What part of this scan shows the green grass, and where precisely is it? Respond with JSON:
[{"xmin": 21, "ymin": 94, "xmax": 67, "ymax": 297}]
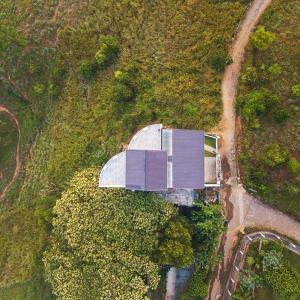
[
  {"xmin": 238, "ymin": 0, "xmax": 300, "ymax": 220},
  {"xmin": 0, "ymin": 279, "xmax": 55, "ymax": 300},
  {"xmin": 205, "ymin": 135, "xmax": 217, "ymax": 149}
]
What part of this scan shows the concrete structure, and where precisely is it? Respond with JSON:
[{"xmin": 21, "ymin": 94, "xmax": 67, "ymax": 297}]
[{"xmin": 99, "ymin": 124, "xmax": 221, "ymax": 196}]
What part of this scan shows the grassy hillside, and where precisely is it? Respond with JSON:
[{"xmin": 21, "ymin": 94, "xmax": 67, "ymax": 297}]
[
  {"xmin": 237, "ymin": 0, "xmax": 300, "ymax": 220},
  {"xmin": 0, "ymin": 0, "xmax": 249, "ymax": 298}
]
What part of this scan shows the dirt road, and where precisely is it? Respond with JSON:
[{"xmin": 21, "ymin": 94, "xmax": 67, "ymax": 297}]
[
  {"xmin": 207, "ymin": 0, "xmax": 300, "ymax": 298},
  {"xmin": 0, "ymin": 104, "xmax": 21, "ymax": 200}
]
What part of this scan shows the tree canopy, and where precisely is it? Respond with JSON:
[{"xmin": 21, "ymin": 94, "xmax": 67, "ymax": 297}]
[
  {"xmin": 43, "ymin": 167, "xmax": 176, "ymax": 300},
  {"xmin": 250, "ymin": 25, "xmax": 275, "ymax": 51},
  {"xmin": 157, "ymin": 215, "xmax": 193, "ymax": 268}
]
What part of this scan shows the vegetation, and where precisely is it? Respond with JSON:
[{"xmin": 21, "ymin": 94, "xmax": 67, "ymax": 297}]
[
  {"xmin": 179, "ymin": 202, "xmax": 225, "ymax": 299},
  {"xmin": 157, "ymin": 216, "xmax": 193, "ymax": 268},
  {"xmin": 238, "ymin": 0, "xmax": 300, "ymax": 220},
  {"xmin": 44, "ymin": 168, "xmax": 177, "ymax": 299},
  {"xmin": 234, "ymin": 240, "xmax": 300, "ymax": 300},
  {"xmin": 0, "ymin": 0, "xmax": 249, "ymax": 298}
]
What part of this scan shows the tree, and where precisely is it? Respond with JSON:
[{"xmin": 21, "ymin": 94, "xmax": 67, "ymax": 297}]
[
  {"xmin": 43, "ymin": 167, "xmax": 176, "ymax": 300},
  {"xmin": 263, "ymin": 263, "xmax": 300, "ymax": 300},
  {"xmin": 292, "ymin": 84, "xmax": 300, "ymax": 97},
  {"xmin": 250, "ymin": 26, "xmax": 275, "ymax": 50},
  {"xmin": 262, "ymin": 144, "xmax": 288, "ymax": 168},
  {"xmin": 209, "ymin": 49, "xmax": 232, "ymax": 72},
  {"xmin": 191, "ymin": 202, "xmax": 224, "ymax": 245},
  {"xmin": 79, "ymin": 60, "xmax": 98, "ymax": 81},
  {"xmin": 238, "ymin": 88, "xmax": 279, "ymax": 128},
  {"xmin": 262, "ymin": 250, "xmax": 283, "ymax": 272},
  {"xmin": 95, "ymin": 35, "xmax": 119, "ymax": 68},
  {"xmin": 157, "ymin": 216, "xmax": 193, "ymax": 268},
  {"xmin": 240, "ymin": 269, "xmax": 261, "ymax": 293}
]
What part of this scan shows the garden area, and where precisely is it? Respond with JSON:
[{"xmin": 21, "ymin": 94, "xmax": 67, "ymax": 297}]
[
  {"xmin": 237, "ymin": 0, "xmax": 300, "ymax": 220},
  {"xmin": 233, "ymin": 240, "xmax": 300, "ymax": 300}
]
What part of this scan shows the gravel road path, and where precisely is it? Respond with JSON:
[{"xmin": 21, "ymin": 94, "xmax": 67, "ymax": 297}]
[{"xmin": 208, "ymin": 0, "xmax": 300, "ymax": 298}]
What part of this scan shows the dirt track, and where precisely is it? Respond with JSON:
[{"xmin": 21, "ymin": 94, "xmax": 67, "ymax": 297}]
[
  {"xmin": 0, "ymin": 104, "xmax": 21, "ymax": 200},
  {"xmin": 207, "ymin": 0, "xmax": 300, "ymax": 298}
]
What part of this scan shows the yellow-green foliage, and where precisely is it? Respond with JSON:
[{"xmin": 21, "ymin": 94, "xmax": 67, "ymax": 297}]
[{"xmin": 44, "ymin": 167, "xmax": 176, "ymax": 300}]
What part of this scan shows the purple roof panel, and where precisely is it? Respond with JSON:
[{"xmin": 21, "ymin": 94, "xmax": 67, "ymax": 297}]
[
  {"xmin": 145, "ymin": 151, "xmax": 167, "ymax": 191},
  {"xmin": 172, "ymin": 129, "xmax": 204, "ymax": 189},
  {"xmin": 125, "ymin": 150, "xmax": 167, "ymax": 191},
  {"xmin": 126, "ymin": 150, "xmax": 146, "ymax": 190}
]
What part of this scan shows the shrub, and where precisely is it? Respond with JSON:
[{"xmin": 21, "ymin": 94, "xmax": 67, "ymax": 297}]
[
  {"xmin": 209, "ymin": 50, "xmax": 232, "ymax": 72},
  {"xmin": 262, "ymin": 250, "xmax": 283, "ymax": 272},
  {"xmin": 95, "ymin": 35, "xmax": 119, "ymax": 68},
  {"xmin": 112, "ymin": 82, "xmax": 134, "ymax": 102},
  {"xmin": 240, "ymin": 269, "xmax": 261, "ymax": 292},
  {"xmin": 241, "ymin": 66, "xmax": 259, "ymax": 85},
  {"xmin": 79, "ymin": 60, "xmax": 98, "ymax": 80},
  {"xmin": 250, "ymin": 25, "xmax": 275, "ymax": 50},
  {"xmin": 263, "ymin": 144, "xmax": 288, "ymax": 168},
  {"xmin": 267, "ymin": 63, "xmax": 282, "ymax": 77},
  {"xmin": 238, "ymin": 88, "xmax": 279, "ymax": 127},
  {"xmin": 292, "ymin": 84, "xmax": 300, "ymax": 97},
  {"xmin": 272, "ymin": 106, "xmax": 289, "ymax": 123},
  {"xmin": 263, "ymin": 263, "xmax": 299, "ymax": 300},
  {"xmin": 187, "ymin": 270, "xmax": 208, "ymax": 299},
  {"xmin": 287, "ymin": 157, "xmax": 300, "ymax": 175},
  {"xmin": 33, "ymin": 83, "xmax": 45, "ymax": 95},
  {"xmin": 114, "ymin": 70, "xmax": 130, "ymax": 84}
]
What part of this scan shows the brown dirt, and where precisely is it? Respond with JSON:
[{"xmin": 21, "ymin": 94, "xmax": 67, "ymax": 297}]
[{"xmin": 0, "ymin": 105, "xmax": 21, "ymax": 201}]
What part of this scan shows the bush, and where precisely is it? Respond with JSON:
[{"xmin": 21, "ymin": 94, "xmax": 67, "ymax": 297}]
[
  {"xmin": 292, "ymin": 84, "xmax": 300, "ymax": 97},
  {"xmin": 209, "ymin": 50, "xmax": 232, "ymax": 72},
  {"xmin": 238, "ymin": 88, "xmax": 279, "ymax": 128},
  {"xmin": 112, "ymin": 82, "xmax": 134, "ymax": 102},
  {"xmin": 263, "ymin": 144, "xmax": 288, "ymax": 168},
  {"xmin": 272, "ymin": 106, "xmax": 289, "ymax": 123},
  {"xmin": 250, "ymin": 25, "xmax": 275, "ymax": 50},
  {"xmin": 79, "ymin": 60, "xmax": 98, "ymax": 80},
  {"xmin": 267, "ymin": 63, "xmax": 282, "ymax": 77},
  {"xmin": 262, "ymin": 250, "xmax": 283, "ymax": 272},
  {"xmin": 95, "ymin": 35, "xmax": 119, "ymax": 68},
  {"xmin": 33, "ymin": 83, "xmax": 45, "ymax": 95},
  {"xmin": 263, "ymin": 263, "xmax": 299, "ymax": 300},
  {"xmin": 287, "ymin": 157, "xmax": 300, "ymax": 175}
]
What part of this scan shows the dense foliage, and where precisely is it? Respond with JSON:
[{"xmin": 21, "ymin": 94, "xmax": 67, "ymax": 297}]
[
  {"xmin": 237, "ymin": 0, "xmax": 300, "ymax": 219},
  {"xmin": 235, "ymin": 240, "xmax": 300, "ymax": 300},
  {"xmin": 179, "ymin": 202, "xmax": 225, "ymax": 299},
  {"xmin": 157, "ymin": 216, "xmax": 193, "ymax": 268},
  {"xmin": 44, "ymin": 168, "xmax": 176, "ymax": 299}
]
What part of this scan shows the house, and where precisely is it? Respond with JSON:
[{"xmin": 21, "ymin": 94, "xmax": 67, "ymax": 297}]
[{"xmin": 99, "ymin": 124, "xmax": 221, "ymax": 195}]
